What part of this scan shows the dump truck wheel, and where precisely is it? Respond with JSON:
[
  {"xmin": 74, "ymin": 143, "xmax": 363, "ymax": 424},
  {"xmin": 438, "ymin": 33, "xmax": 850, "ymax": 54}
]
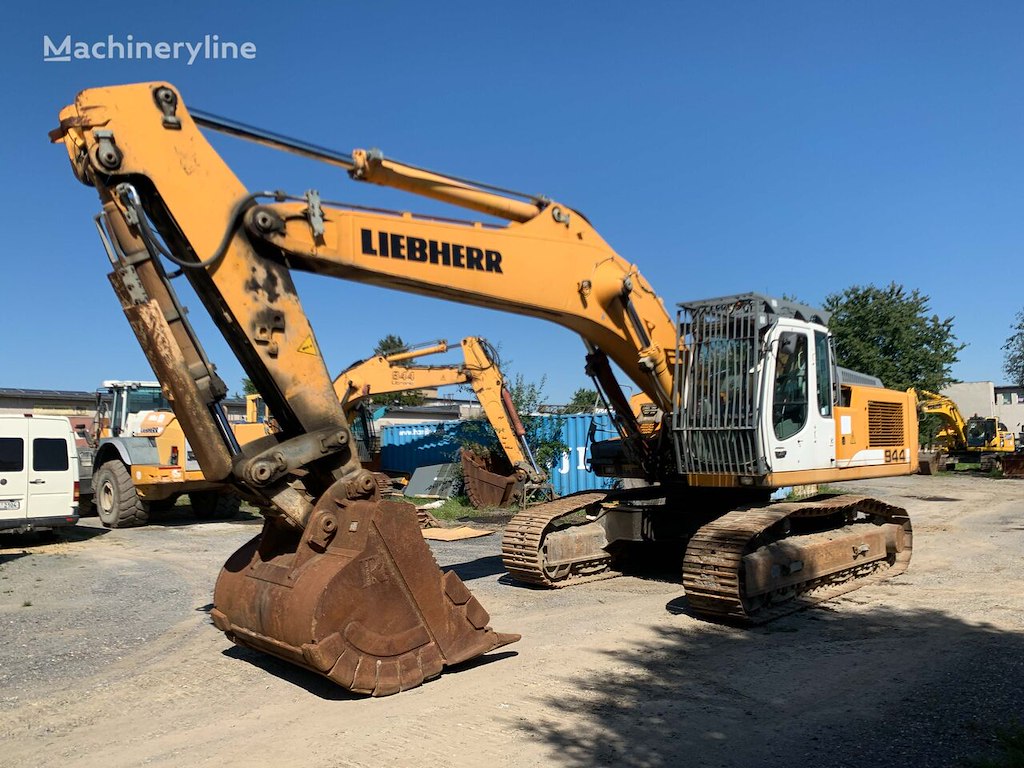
[
  {"xmin": 148, "ymin": 495, "xmax": 180, "ymax": 512},
  {"xmin": 191, "ymin": 491, "xmax": 241, "ymax": 520},
  {"xmin": 93, "ymin": 461, "xmax": 150, "ymax": 528},
  {"xmin": 77, "ymin": 494, "xmax": 96, "ymax": 516}
]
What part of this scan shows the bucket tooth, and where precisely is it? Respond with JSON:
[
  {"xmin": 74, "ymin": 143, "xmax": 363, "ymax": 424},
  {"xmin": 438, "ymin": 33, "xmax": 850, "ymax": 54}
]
[{"xmin": 213, "ymin": 483, "xmax": 519, "ymax": 696}]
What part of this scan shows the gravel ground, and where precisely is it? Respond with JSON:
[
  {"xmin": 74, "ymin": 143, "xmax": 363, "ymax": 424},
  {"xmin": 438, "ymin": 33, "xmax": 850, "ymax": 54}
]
[{"xmin": 0, "ymin": 475, "xmax": 1022, "ymax": 767}]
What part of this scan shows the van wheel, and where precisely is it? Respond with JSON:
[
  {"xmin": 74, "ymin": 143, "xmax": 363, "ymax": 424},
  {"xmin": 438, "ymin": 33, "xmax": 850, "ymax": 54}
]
[
  {"xmin": 190, "ymin": 491, "xmax": 240, "ymax": 520},
  {"xmin": 93, "ymin": 461, "xmax": 150, "ymax": 528}
]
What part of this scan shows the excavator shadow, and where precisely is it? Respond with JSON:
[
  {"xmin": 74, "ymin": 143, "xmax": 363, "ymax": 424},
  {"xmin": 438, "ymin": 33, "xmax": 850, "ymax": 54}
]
[
  {"xmin": 221, "ymin": 644, "xmax": 365, "ymax": 701},
  {"xmin": 664, "ymin": 595, "xmax": 747, "ymax": 627},
  {"xmin": 445, "ymin": 554, "xmax": 507, "ymax": 581},
  {"xmin": 220, "ymin": 643, "xmax": 519, "ymax": 699},
  {"xmin": 515, "ymin": 605, "xmax": 1024, "ymax": 767},
  {"xmin": 141, "ymin": 508, "xmax": 262, "ymax": 528}
]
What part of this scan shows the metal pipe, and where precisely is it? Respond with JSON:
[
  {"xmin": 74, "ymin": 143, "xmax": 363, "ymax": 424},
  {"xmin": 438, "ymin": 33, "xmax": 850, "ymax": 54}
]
[
  {"xmin": 384, "ymin": 341, "xmax": 449, "ymax": 364},
  {"xmin": 190, "ymin": 109, "xmax": 357, "ymax": 171},
  {"xmin": 191, "ymin": 108, "xmax": 545, "ymax": 222}
]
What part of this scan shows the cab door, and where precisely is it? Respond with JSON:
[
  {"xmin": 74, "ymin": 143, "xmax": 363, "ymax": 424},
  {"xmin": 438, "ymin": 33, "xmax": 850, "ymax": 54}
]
[
  {"xmin": 760, "ymin": 322, "xmax": 836, "ymax": 473},
  {"xmin": 26, "ymin": 419, "xmax": 76, "ymax": 519},
  {"xmin": 0, "ymin": 419, "xmax": 28, "ymax": 524}
]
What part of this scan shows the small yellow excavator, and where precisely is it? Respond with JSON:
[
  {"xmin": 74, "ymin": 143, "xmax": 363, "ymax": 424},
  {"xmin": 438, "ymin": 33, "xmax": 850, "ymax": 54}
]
[
  {"xmin": 255, "ymin": 336, "xmax": 547, "ymax": 505},
  {"xmin": 918, "ymin": 390, "xmax": 1017, "ymax": 472},
  {"xmin": 335, "ymin": 337, "xmax": 544, "ymax": 503},
  {"xmin": 53, "ymin": 82, "xmax": 919, "ymax": 696}
]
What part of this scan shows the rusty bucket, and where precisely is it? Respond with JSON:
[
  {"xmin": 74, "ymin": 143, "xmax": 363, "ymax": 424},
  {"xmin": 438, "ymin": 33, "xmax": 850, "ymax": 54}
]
[
  {"xmin": 1001, "ymin": 454, "xmax": 1024, "ymax": 478},
  {"xmin": 461, "ymin": 448, "xmax": 524, "ymax": 509},
  {"xmin": 211, "ymin": 480, "xmax": 519, "ymax": 696}
]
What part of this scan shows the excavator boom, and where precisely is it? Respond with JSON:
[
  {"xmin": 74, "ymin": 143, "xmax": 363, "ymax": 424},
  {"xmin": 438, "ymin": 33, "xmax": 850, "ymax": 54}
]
[{"xmin": 53, "ymin": 83, "xmax": 518, "ymax": 696}]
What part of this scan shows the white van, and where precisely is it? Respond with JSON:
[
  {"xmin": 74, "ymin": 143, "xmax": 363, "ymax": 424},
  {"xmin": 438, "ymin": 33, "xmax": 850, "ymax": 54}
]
[{"xmin": 0, "ymin": 415, "xmax": 80, "ymax": 533}]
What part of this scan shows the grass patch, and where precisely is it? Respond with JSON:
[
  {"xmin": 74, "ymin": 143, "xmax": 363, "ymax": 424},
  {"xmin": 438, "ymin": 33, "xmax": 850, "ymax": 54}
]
[
  {"xmin": 407, "ymin": 496, "xmax": 516, "ymax": 525},
  {"xmin": 422, "ymin": 496, "xmax": 475, "ymax": 521}
]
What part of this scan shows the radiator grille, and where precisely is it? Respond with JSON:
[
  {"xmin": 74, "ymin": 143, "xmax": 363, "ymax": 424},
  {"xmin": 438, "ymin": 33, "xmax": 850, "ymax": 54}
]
[{"xmin": 868, "ymin": 401, "xmax": 905, "ymax": 446}]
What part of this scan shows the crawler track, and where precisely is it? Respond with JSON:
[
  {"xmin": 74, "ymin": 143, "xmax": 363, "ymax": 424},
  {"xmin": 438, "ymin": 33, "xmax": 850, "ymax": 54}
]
[
  {"xmin": 501, "ymin": 492, "xmax": 611, "ymax": 586},
  {"xmin": 682, "ymin": 494, "xmax": 912, "ymax": 623}
]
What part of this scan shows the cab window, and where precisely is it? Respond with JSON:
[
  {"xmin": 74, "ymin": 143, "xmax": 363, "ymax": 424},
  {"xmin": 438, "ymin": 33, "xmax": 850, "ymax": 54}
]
[
  {"xmin": 773, "ymin": 332, "xmax": 808, "ymax": 440},
  {"xmin": 815, "ymin": 331, "xmax": 833, "ymax": 418},
  {"xmin": 0, "ymin": 438, "xmax": 23, "ymax": 472},
  {"xmin": 32, "ymin": 438, "xmax": 69, "ymax": 472}
]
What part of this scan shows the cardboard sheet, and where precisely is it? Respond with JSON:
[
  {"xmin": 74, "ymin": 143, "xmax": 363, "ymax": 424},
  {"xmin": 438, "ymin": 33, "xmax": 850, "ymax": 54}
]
[{"xmin": 421, "ymin": 526, "xmax": 494, "ymax": 541}]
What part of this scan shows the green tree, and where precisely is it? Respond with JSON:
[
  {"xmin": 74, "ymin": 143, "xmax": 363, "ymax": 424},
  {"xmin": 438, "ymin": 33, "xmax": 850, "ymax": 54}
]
[
  {"xmin": 459, "ymin": 372, "xmax": 567, "ymax": 471},
  {"xmin": 241, "ymin": 378, "xmax": 258, "ymax": 396},
  {"xmin": 373, "ymin": 334, "xmax": 409, "ymax": 358},
  {"xmin": 564, "ymin": 387, "xmax": 600, "ymax": 414},
  {"xmin": 507, "ymin": 374, "xmax": 568, "ymax": 468},
  {"xmin": 824, "ymin": 283, "xmax": 964, "ymax": 393},
  {"xmin": 1002, "ymin": 310, "xmax": 1024, "ymax": 386}
]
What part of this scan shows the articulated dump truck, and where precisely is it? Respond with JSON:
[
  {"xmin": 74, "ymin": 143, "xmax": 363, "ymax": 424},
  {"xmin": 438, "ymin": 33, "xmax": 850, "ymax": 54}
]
[{"xmin": 52, "ymin": 82, "xmax": 917, "ymax": 695}]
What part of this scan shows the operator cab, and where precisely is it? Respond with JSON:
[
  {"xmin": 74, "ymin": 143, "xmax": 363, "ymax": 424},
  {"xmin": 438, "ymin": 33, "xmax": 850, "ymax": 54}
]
[
  {"xmin": 674, "ymin": 293, "xmax": 838, "ymax": 480},
  {"xmin": 99, "ymin": 380, "xmax": 170, "ymax": 437}
]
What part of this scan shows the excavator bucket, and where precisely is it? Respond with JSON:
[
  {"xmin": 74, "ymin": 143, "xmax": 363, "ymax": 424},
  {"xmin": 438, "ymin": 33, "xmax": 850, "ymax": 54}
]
[
  {"xmin": 461, "ymin": 448, "xmax": 524, "ymax": 509},
  {"xmin": 1001, "ymin": 454, "xmax": 1024, "ymax": 478},
  {"xmin": 211, "ymin": 480, "xmax": 519, "ymax": 696}
]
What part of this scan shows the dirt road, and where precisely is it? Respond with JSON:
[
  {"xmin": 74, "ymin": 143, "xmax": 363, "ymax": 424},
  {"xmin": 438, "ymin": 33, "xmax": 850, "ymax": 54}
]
[{"xmin": 1, "ymin": 474, "xmax": 1022, "ymax": 767}]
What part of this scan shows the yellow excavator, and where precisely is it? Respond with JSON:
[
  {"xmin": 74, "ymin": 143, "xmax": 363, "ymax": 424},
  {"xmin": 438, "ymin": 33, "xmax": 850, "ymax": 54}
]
[
  {"xmin": 337, "ymin": 336, "xmax": 548, "ymax": 507},
  {"xmin": 52, "ymin": 82, "xmax": 918, "ymax": 696},
  {"xmin": 918, "ymin": 390, "xmax": 1016, "ymax": 472},
  {"xmin": 255, "ymin": 336, "xmax": 547, "ymax": 505}
]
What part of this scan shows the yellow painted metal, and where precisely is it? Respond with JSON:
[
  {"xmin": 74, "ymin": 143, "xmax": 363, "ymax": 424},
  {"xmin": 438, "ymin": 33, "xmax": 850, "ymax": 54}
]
[
  {"xmin": 919, "ymin": 390, "xmax": 1017, "ymax": 454},
  {"xmin": 333, "ymin": 337, "xmax": 537, "ymax": 476}
]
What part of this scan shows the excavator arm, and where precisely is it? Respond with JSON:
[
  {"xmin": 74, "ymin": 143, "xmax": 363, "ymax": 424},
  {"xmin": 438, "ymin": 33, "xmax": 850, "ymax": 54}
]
[
  {"xmin": 918, "ymin": 390, "xmax": 969, "ymax": 451},
  {"xmin": 53, "ymin": 83, "xmax": 519, "ymax": 696},
  {"xmin": 333, "ymin": 340, "xmax": 458, "ymax": 411},
  {"xmin": 55, "ymin": 84, "xmax": 676, "ymax": 414},
  {"xmin": 334, "ymin": 336, "xmax": 545, "ymax": 490}
]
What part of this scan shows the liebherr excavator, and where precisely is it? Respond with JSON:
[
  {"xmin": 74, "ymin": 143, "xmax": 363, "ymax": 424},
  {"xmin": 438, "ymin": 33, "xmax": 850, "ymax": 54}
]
[{"xmin": 53, "ymin": 83, "xmax": 917, "ymax": 696}]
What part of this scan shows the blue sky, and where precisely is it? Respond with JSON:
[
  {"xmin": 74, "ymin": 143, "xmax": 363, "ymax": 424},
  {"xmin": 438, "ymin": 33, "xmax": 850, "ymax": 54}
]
[{"xmin": 2, "ymin": 2, "xmax": 1022, "ymax": 402}]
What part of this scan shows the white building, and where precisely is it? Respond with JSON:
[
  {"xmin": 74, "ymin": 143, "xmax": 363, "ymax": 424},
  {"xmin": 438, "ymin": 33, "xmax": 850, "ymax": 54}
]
[{"xmin": 941, "ymin": 382, "xmax": 1024, "ymax": 435}]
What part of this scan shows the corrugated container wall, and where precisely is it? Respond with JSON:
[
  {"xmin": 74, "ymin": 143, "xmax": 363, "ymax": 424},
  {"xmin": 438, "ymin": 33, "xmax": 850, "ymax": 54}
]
[{"xmin": 380, "ymin": 414, "xmax": 617, "ymax": 496}]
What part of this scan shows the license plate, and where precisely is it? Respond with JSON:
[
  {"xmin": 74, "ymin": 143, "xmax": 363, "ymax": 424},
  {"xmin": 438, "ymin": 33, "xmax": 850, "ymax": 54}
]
[{"xmin": 0, "ymin": 499, "xmax": 21, "ymax": 511}]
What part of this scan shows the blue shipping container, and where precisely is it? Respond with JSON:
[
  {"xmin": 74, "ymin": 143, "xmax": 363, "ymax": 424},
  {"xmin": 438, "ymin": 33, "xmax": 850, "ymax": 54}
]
[{"xmin": 380, "ymin": 414, "xmax": 617, "ymax": 496}]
